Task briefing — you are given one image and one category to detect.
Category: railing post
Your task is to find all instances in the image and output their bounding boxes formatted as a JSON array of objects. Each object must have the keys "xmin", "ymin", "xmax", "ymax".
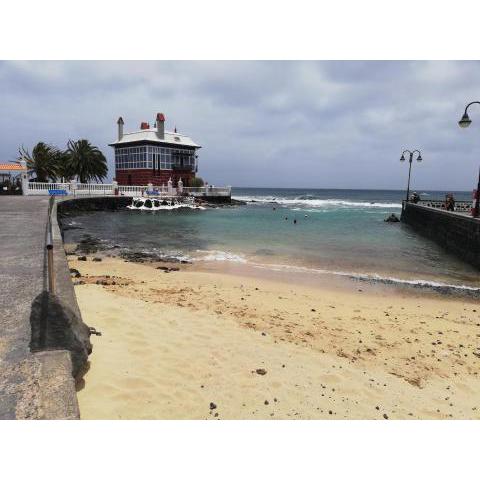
[
  {"xmin": 20, "ymin": 160, "xmax": 29, "ymax": 195},
  {"xmin": 47, "ymin": 244, "xmax": 55, "ymax": 293},
  {"xmin": 70, "ymin": 179, "xmax": 76, "ymax": 197}
]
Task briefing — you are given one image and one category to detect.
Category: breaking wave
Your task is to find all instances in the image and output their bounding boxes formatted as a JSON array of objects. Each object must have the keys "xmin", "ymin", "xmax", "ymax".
[
  {"xmin": 195, "ymin": 251, "xmax": 480, "ymax": 296},
  {"xmin": 233, "ymin": 195, "xmax": 402, "ymax": 209},
  {"xmin": 195, "ymin": 250, "xmax": 248, "ymax": 263},
  {"xmin": 251, "ymin": 262, "xmax": 480, "ymax": 296}
]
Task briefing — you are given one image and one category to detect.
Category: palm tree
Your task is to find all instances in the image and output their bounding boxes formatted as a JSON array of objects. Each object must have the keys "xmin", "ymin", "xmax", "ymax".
[
  {"xmin": 17, "ymin": 142, "xmax": 62, "ymax": 182},
  {"xmin": 65, "ymin": 139, "xmax": 108, "ymax": 183},
  {"xmin": 55, "ymin": 150, "xmax": 74, "ymax": 182}
]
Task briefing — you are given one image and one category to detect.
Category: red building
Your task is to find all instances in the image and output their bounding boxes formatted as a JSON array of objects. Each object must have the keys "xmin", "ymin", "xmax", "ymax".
[{"xmin": 109, "ymin": 112, "xmax": 201, "ymax": 187}]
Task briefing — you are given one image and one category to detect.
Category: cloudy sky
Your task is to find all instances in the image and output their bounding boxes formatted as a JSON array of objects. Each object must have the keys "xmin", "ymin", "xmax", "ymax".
[{"xmin": 0, "ymin": 61, "xmax": 479, "ymax": 190}]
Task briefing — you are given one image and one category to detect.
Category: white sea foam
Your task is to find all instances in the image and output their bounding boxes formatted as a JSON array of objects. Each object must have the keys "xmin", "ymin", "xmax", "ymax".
[
  {"xmin": 196, "ymin": 250, "xmax": 248, "ymax": 263},
  {"xmin": 193, "ymin": 249, "xmax": 479, "ymax": 292},
  {"xmin": 251, "ymin": 262, "xmax": 480, "ymax": 293},
  {"xmin": 161, "ymin": 253, "xmax": 194, "ymax": 263},
  {"xmin": 233, "ymin": 196, "xmax": 402, "ymax": 209},
  {"xmin": 131, "ymin": 248, "xmax": 194, "ymax": 263}
]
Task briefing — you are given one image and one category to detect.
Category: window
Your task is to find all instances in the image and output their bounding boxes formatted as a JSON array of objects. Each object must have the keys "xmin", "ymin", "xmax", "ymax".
[{"xmin": 115, "ymin": 144, "xmax": 197, "ymax": 171}]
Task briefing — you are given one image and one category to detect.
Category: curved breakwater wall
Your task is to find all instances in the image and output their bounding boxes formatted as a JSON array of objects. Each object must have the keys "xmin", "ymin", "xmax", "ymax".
[
  {"xmin": 57, "ymin": 195, "xmax": 132, "ymax": 214},
  {"xmin": 1, "ymin": 197, "xmax": 92, "ymax": 419},
  {"xmin": 56, "ymin": 194, "xmax": 232, "ymax": 215},
  {"xmin": 401, "ymin": 203, "xmax": 480, "ymax": 270}
]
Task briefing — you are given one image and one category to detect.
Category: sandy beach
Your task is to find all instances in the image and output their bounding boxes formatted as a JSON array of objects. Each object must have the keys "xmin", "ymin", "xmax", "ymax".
[{"xmin": 70, "ymin": 254, "xmax": 480, "ymax": 420}]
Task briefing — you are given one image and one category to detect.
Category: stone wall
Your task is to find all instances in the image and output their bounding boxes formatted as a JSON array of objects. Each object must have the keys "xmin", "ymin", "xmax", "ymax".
[
  {"xmin": 57, "ymin": 195, "xmax": 232, "ymax": 219},
  {"xmin": 115, "ymin": 168, "xmax": 195, "ymax": 187},
  {"xmin": 401, "ymin": 203, "xmax": 480, "ymax": 269},
  {"xmin": 57, "ymin": 196, "xmax": 132, "ymax": 215}
]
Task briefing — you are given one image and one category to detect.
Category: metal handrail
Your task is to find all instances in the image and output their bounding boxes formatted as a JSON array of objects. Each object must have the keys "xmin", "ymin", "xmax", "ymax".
[{"xmin": 46, "ymin": 196, "xmax": 55, "ymax": 294}]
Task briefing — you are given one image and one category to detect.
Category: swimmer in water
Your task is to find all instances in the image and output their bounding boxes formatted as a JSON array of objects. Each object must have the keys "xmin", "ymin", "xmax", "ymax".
[{"xmin": 293, "ymin": 219, "xmax": 297, "ymax": 224}]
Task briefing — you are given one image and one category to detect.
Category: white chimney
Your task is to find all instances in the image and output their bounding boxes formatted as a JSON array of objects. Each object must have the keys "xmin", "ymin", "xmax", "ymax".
[
  {"xmin": 156, "ymin": 112, "xmax": 165, "ymax": 139},
  {"xmin": 117, "ymin": 116, "xmax": 124, "ymax": 140}
]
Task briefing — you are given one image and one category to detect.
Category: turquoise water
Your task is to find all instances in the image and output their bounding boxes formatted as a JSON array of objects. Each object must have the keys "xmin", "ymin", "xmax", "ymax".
[{"xmin": 64, "ymin": 188, "xmax": 480, "ymax": 290}]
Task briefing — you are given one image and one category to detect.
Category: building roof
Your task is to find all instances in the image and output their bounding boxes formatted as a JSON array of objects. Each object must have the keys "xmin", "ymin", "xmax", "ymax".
[
  {"xmin": 0, "ymin": 163, "xmax": 27, "ymax": 171},
  {"xmin": 109, "ymin": 129, "xmax": 201, "ymax": 148}
]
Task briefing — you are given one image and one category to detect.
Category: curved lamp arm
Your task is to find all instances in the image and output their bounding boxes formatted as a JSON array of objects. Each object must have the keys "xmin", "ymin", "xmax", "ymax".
[
  {"xmin": 411, "ymin": 149, "xmax": 422, "ymax": 161},
  {"xmin": 400, "ymin": 149, "xmax": 422, "ymax": 162},
  {"xmin": 464, "ymin": 101, "xmax": 480, "ymax": 115},
  {"xmin": 459, "ymin": 101, "xmax": 480, "ymax": 127}
]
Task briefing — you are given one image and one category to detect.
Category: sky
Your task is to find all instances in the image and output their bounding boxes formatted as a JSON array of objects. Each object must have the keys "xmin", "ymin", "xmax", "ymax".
[{"xmin": 0, "ymin": 60, "xmax": 479, "ymax": 190}]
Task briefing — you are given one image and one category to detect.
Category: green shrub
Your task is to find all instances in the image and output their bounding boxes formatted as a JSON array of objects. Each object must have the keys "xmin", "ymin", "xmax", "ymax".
[{"xmin": 189, "ymin": 176, "xmax": 204, "ymax": 187}]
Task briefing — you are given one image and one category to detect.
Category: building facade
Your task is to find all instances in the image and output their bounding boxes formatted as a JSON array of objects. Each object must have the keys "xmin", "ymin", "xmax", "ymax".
[{"xmin": 109, "ymin": 113, "xmax": 201, "ymax": 186}]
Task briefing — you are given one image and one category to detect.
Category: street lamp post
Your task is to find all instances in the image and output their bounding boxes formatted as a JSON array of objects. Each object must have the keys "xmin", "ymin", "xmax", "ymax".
[
  {"xmin": 400, "ymin": 149, "xmax": 422, "ymax": 205},
  {"xmin": 458, "ymin": 101, "xmax": 480, "ymax": 218}
]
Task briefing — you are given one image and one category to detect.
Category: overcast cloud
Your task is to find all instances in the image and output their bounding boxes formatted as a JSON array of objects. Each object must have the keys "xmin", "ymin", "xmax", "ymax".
[{"xmin": 1, "ymin": 61, "xmax": 479, "ymax": 190}]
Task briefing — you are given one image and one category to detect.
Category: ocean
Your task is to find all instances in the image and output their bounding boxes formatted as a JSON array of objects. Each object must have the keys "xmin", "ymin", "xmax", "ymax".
[{"xmin": 62, "ymin": 188, "xmax": 480, "ymax": 293}]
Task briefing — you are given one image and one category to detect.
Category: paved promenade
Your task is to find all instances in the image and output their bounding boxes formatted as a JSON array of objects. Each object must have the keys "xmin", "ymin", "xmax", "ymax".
[{"xmin": 0, "ymin": 196, "xmax": 80, "ymax": 419}]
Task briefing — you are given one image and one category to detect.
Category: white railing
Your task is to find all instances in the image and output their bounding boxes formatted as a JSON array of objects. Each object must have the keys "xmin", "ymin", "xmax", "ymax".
[
  {"xmin": 27, "ymin": 182, "xmax": 71, "ymax": 194},
  {"xmin": 183, "ymin": 186, "xmax": 231, "ymax": 197},
  {"xmin": 24, "ymin": 182, "xmax": 231, "ymax": 198},
  {"xmin": 118, "ymin": 185, "xmax": 149, "ymax": 196},
  {"xmin": 75, "ymin": 183, "xmax": 115, "ymax": 195},
  {"xmin": 417, "ymin": 199, "xmax": 472, "ymax": 213}
]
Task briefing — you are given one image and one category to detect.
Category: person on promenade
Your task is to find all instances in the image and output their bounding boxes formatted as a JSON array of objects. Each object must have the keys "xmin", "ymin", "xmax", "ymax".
[{"xmin": 445, "ymin": 193, "xmax": 455, "ymax": 211}]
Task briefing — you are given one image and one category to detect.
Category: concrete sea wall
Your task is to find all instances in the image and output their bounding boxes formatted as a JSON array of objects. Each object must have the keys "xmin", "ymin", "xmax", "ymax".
[
  {"xmin": 401, "ymin": 203, "xmax": 480, "ymax": 270},
  {"xmin": 0, "ymin": 197, "xmax": 91, "ymax": 419},
  {"xmin": 56, "ymin": 194, "xmax": 233, "ymax": 217}
]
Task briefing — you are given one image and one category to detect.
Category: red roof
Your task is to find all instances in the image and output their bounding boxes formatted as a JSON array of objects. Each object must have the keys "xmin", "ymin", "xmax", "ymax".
[{"xmin": 0, "ymin": 164, "xmax": 26, "ymax": 171}]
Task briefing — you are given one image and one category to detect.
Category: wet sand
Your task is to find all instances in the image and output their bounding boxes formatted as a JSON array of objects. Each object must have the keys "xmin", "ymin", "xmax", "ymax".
[{"xmin": 70, "ymin": 255, "xmax": 480, "ymax": 419}]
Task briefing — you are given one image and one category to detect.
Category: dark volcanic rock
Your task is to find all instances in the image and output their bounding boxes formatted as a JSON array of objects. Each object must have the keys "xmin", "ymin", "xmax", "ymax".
[
  {"xmin": 92, "ymin": 257, "xmax": 102, "ymax": 262},
  {"xmin": 209, "ymin": 402, "xmax": 217, "ymax": 410},
  {"xmin": 69, "ymin": 268, "xmax": 81, "ymax": 278},
  {"xmin": 57, "ymin": 196, "xmax": 132, "ymax": 216},
  {"xmin": 77, "ymin": 256, "xmax": 87, "ymax": 261},
  {"xmin": 230, "ymin": 198, "xmax": 247, "ymax": 205},
  {"xmin": 120, "ymin": 251, "xmax": 160, "ymax": 263},
  {"xmin": 255, "ymin": 368, "xmax": 267, "ymax": 375},
  {"xmin": 384, "ymin": 213, "xmax": 400, "ymax": 223},
  {"xmin": 121, "ymin": 250, "xmax": 192, "ymax": 264},
  {"xmin": 76, "ymin": 234, "xmax": 102, "ymax": 254},
  {"xmin": 156, "ymin": 266, "xmax": 180, "ymax": 272}
]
